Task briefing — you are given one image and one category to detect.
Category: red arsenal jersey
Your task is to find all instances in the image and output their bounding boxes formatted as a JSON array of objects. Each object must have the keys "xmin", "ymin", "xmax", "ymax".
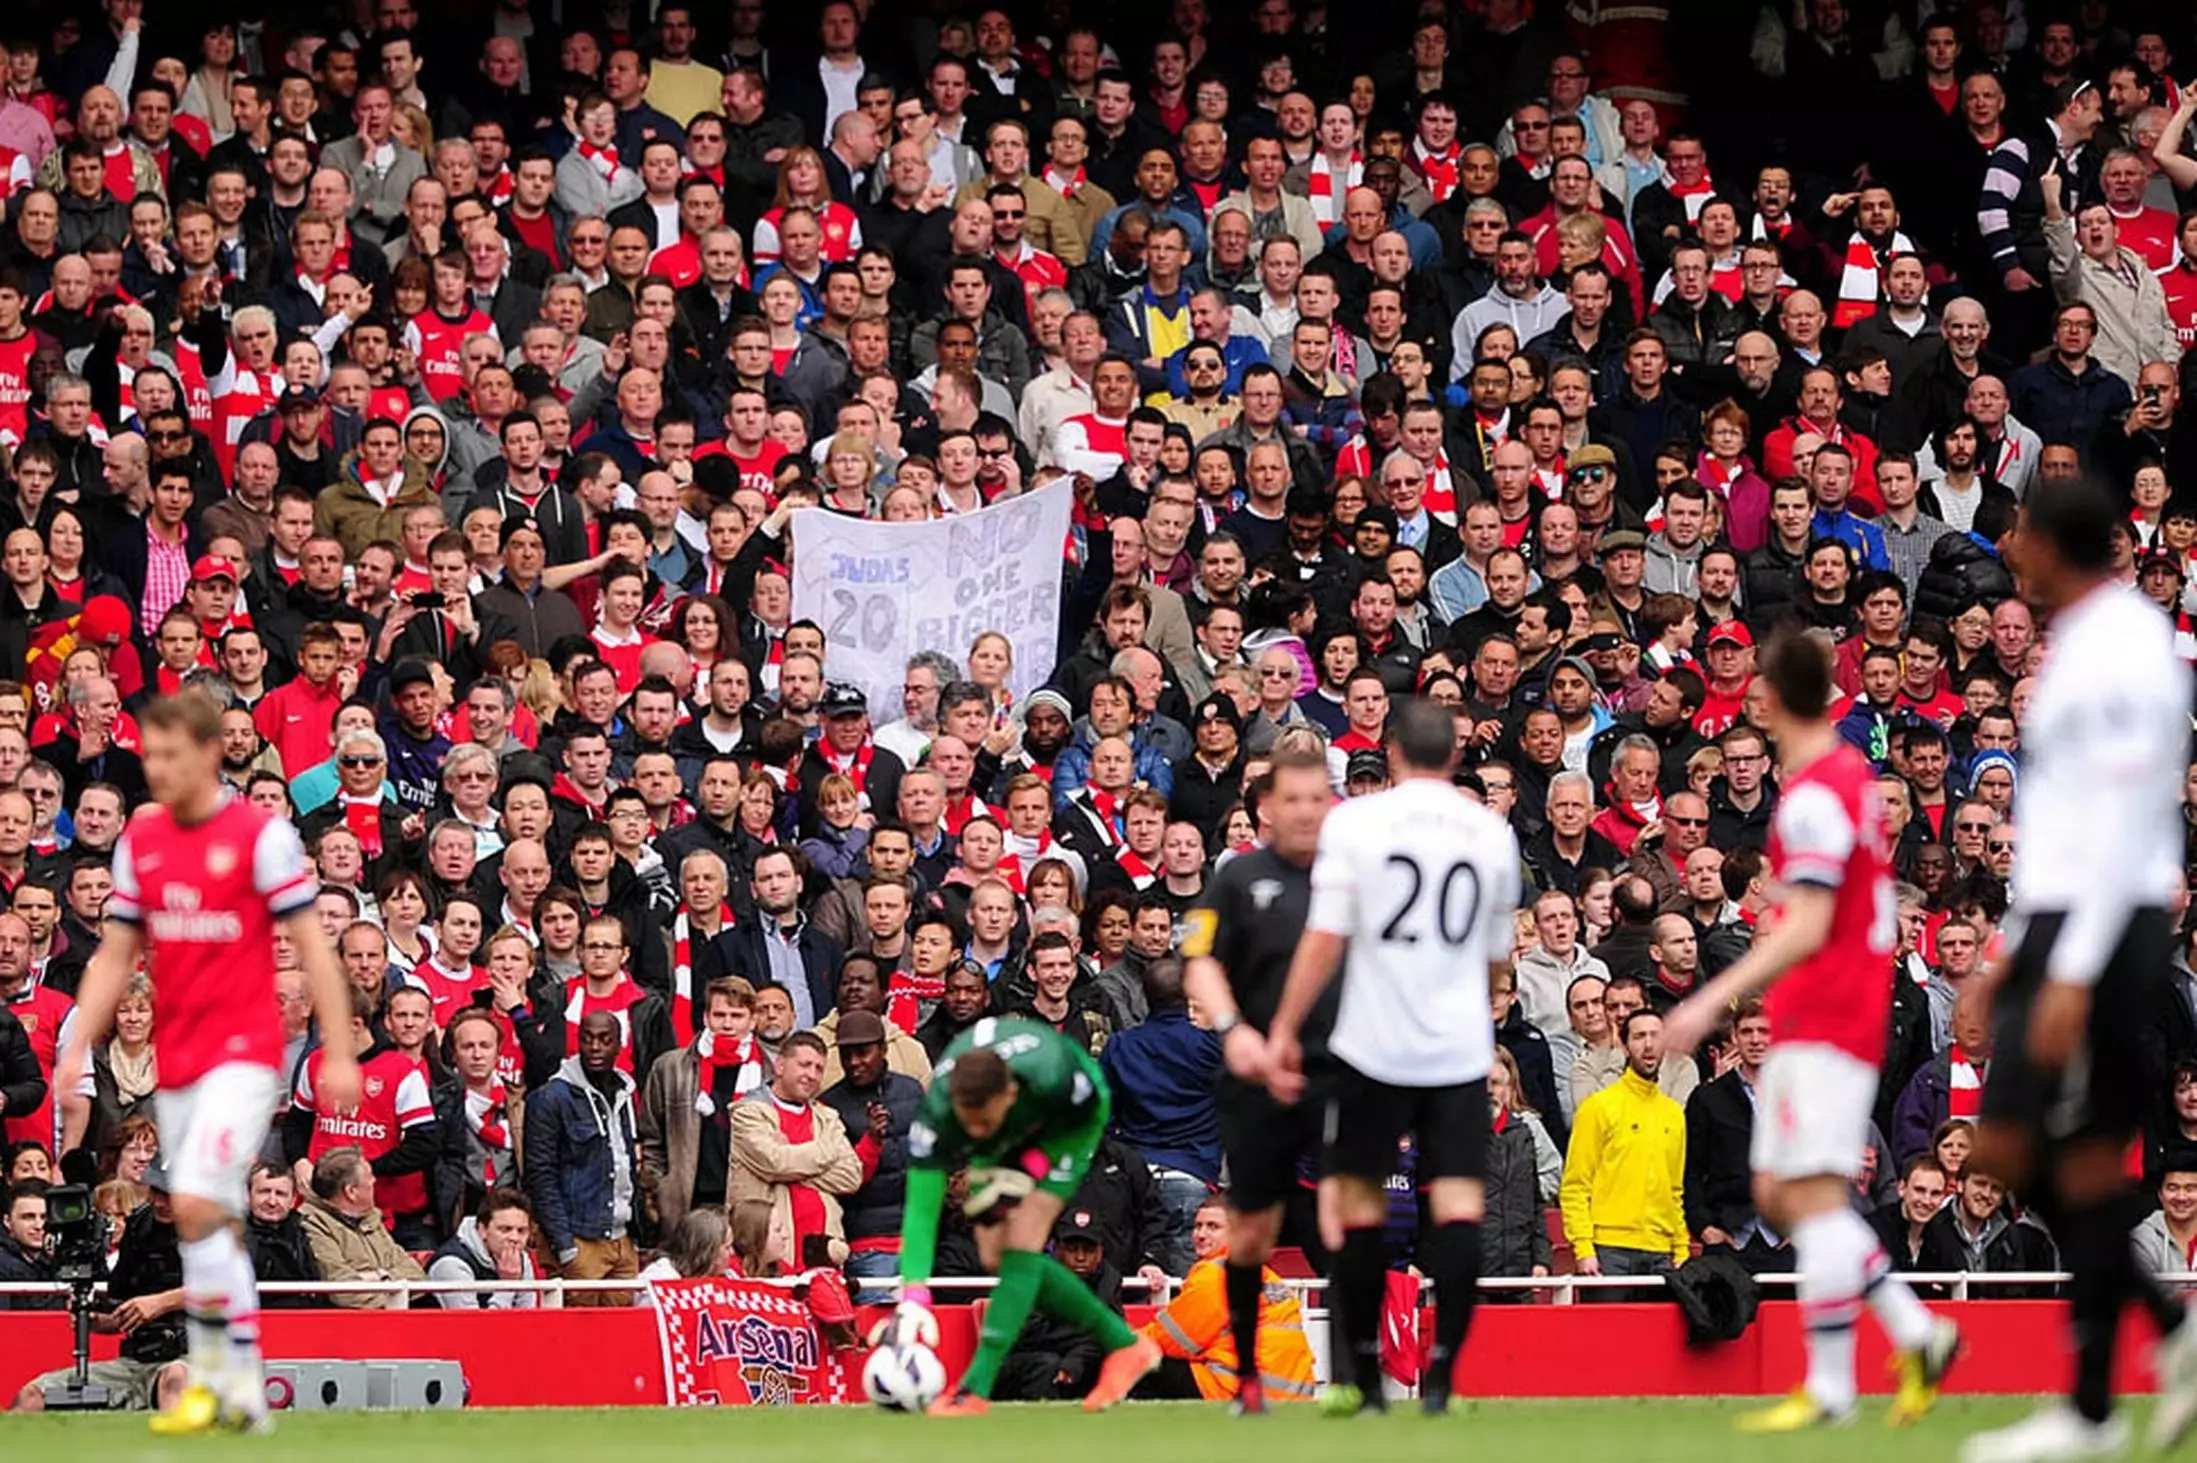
[
  {"xmin": 294, "ymin": 1045, "xmax": 435, "ymax": 1216},
  {"xmin": 1, "ymin": 984, "xmax": 72, "ymax": 1150},
  {"xmin": 109, "ymin": 797, "xmax": 317, "ymax": 1086},
  {"xmin": 0, "ymin": 329, "xmax": 38, "ymax": 443},
  {"xmin": 1762, "ymin": 743, "xmax": 1895, "ymax": 1065},
  {"xmin": 406, "ymin": 308, "xmax": 497, "ymax": 403}
]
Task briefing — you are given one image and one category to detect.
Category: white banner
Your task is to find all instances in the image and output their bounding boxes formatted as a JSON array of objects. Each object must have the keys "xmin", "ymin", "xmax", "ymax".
[{"xmin": 788, "ymin": 479, "xmax": 1075, "ymax": 720}]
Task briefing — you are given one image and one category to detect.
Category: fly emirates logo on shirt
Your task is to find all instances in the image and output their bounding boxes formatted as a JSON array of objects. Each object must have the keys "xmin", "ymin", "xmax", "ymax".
[{"xmin": 148, "ymin": 880, "xmax": 244, "ymax": 943}]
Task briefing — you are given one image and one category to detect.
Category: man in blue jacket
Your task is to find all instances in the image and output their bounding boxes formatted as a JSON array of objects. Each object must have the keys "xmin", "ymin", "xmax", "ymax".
[
  {"xmin": 1099, "ymin": 958, "xmax": 1219, "ymax": 1277},
  {"xmin": 523, "ymin": 1012, "xmax": 641, "ymax": 1306}
]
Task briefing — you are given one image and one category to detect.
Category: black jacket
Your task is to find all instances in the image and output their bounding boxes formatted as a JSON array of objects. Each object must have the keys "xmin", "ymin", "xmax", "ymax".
[
  {"xmin": 1064, "ymin": 1134, "xmax": 1169, "ymax": 1279},
  {"xmin": 1684, "ymin": 1068, "xmax": 1759, "ymax": 1240},
  {"xmin": 817, "ymin": 1068, "xmax": 925, "ymax": 1242},
  {"xmin": 509, "ymin": 978, "xmax": 676, "ymax": 1093},
  {"xmin": 1484, "ymin": 1114, "xmax": 1554, "ymax": 1278},
  {"xmin": 1495, "ymin": 1002, "xmax": 1566, "ymax": 1152},
  {"xmin": 0, "ymin": 1005, "xmax": 46, "ymax": 1119},
  {"xmin": 1741, "ymin": 540, "xmax": 1807, "ymax": 637},
  {"xmin": 245, "ymin": 1211, "xmax": 322, "ymax": 1307},
  {"xmin": 1917, "ymin": 1205, "xmax": 2059, "ymax": 1296},
  {"xmin": 105, "ymin": 1205, "xmax": 186, "ymax": 1362},
  {"xmin": 0, "ymin": 1235, "xmax": 56, "ymax": 1308},
  {"xmin": 710, "ymin": 918, "xmax": 843, "ymax": 1030}
]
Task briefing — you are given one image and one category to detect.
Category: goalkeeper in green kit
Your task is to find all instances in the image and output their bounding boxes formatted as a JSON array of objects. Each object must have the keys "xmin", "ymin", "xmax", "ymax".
[{"xmin": 877, "ymin": 1016, "xmax": 1162, "ymax": 1416}]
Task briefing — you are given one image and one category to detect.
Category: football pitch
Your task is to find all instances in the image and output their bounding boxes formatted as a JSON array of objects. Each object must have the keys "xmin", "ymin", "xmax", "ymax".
[{"xmin": 2, "ymin": 1397, "xmax": 2116, "ymax": 1463}]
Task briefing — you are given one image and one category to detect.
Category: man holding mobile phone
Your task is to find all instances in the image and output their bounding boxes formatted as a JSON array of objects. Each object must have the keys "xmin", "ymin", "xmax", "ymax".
[{"xmin": 817, "ymin": 1008, "xmax": 925, "ymax": 1297}]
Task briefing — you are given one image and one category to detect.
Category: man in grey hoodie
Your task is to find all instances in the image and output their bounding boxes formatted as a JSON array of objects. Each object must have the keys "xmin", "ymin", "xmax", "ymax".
[{"xmin": 1641, "ymin": 478, "xmax": 1709, "ymax": 597}]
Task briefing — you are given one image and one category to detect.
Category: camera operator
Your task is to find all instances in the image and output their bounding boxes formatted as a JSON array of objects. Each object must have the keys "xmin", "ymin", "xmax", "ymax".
[
  {"xmin": 0, "ymin": 1179, "xmax": 59, "ymax": 1308},
  {"xmin": 9, "ymin": 1163, "xmax": 187, "ymax": 1414}
]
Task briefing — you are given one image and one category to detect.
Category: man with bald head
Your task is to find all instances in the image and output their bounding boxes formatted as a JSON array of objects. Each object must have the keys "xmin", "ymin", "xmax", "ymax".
[
  {"xmin": 1890, "ymin": 294, "xmax": 2006, "ymax": 452},
  {"xmin": 496, "ymin": 836, "xmax": 553, "ymax": 933},
  {"xmin": 37, "ymin": 85, "xmax": 154, "ymax": 200}
]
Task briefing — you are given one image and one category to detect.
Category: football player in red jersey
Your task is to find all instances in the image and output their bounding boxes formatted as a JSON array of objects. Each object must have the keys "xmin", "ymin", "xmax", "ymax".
[
  {"xmin": 59, "ymin": 691, "xmax": 360, "ymax": 1435},
  {"xmin": 1664, "ymin": 631, "xmax": 1958, "ymax": 1432}
]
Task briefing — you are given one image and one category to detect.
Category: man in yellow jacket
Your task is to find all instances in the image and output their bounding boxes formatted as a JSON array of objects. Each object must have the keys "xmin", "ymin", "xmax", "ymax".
[
  {"xmin": 1141, "ymin": 1196, "xmax": 1317, "ymax": 1403},
  {"xmin": 1560, "ymin": 1009, "xmax": 1690, "ymax": 1301}
]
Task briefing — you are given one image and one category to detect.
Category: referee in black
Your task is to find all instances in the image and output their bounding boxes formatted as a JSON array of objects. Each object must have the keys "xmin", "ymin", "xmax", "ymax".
[
  {"xmin": 1180, "ymin": 735, "xmax": 1339, "ymax": 1416},
  {"xmin": 1963, "ymin": 475, "xmax": 2197, "ymax": 1463}
]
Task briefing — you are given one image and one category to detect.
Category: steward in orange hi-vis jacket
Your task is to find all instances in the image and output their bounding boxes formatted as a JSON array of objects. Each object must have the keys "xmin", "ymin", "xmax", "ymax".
[{"xmin": 1141, "ymin": 1248, "xmax": 1317, "ymax": 1402}]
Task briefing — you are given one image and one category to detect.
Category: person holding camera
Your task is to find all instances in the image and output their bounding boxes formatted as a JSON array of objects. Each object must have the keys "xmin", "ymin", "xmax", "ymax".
[{"xmin": 10, "ymin": 1163, "xmax": 187, "ymax": 1413}]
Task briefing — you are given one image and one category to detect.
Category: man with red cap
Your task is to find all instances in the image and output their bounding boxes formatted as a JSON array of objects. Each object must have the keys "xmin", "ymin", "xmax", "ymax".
[{"xmin": 1695, "ymin": 621, "xmax": 1754, "ymax": 738}]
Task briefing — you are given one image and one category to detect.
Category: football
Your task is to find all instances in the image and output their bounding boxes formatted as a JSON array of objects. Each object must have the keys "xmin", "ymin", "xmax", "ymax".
[{"xmin": 861, "ymin": 1340, "xmax": 946, "ymax": 1412}]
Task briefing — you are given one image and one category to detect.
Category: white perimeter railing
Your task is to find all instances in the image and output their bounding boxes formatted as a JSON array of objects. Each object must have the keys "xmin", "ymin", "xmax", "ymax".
[{"xmin": 0, "ymin": 1269, "xmax": 2129, "ymax": 1307}]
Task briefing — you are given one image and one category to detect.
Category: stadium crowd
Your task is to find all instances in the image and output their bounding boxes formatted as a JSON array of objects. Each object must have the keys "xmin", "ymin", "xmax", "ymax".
[{"xmin": 0, "ymin": 0, "xmax": 2193, "ymax": 1402}]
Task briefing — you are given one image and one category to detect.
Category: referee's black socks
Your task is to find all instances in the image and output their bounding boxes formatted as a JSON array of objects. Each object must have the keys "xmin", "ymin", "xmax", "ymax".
[
  {"xmin": 1332, "ymin": 1225, "xmax": 1389, "ymax": 1404},
  {"xmin": 1225, "ymin": 1259, "xmax": 1264, "ymax": 1388},
  {"xmin": 2057, "ymin": 1190, "xmax": 2188, "ymax": 1423},
  {"xmin": 1422, "ymin": 1220, "xmax": 1483, "ymax": 1400}
]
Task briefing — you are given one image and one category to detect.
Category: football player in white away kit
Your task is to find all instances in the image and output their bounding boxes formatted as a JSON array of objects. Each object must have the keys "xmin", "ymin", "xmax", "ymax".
[
  {"xmin": 1663, "ymin": 630, "xmax": 1959, "ymax": 1431},
  {"xmin": 1266, "ymin": 699, "xmax": 1519, "ymax": 1416},
  {"xmin": 1958, "ymin": 477, "xmax": 2197, "ymax": 1463},
  {"xmin": 59, "ymin": 692, "xmax": 361, "ymax": 1434}
]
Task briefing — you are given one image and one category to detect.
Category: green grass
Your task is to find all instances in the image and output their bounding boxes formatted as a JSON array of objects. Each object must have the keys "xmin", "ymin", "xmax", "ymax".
[{"xmin": 0, "ymin": 1397, "xmax": 2114, "ymax": 1463}]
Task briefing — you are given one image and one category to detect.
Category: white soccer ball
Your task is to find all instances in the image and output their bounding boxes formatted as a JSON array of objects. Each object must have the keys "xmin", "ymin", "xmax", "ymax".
[{"xmin": 862, "ymin": 1340, "xmax": 946, "ymax": 1412}]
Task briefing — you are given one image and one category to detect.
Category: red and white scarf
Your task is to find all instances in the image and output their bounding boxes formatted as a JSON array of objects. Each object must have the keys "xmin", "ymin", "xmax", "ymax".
[
  {"xmin": 669, "ymin": 903, "xmax": 734, "ymax": 1044},
  {"xmin": 1079, "ymin": 787, "xmax": 1126, "ymax": 849},
  {"xmin": 578, "ymin": 140, "xmax": 624, "ymax": 185},
  {"xmin": 1422, "ymin": 447, "xmax": 1457, "ymax": 524},
  {"xmin": 566, "ymin": 974, "xmax": 647, "ymax": 1071},
  {"xmin": 1307, "ymin": 151, "xmax": 1362, "ymax": 225},
  {"xmin": 464, "ymin": 1081, "xmax": 511, "ymax": 1180},
  {"xmin": 1410, "ymin": 139, "xmax": 1461, "ymax": 202},
  {"xmin": 1668, "ymin": 169, "xmax": 1716, "ymax": 222},
  {"xmin": 692, "ymin": 1027, "xmax": 765, "ymax": 1115},
  {"xmin": 884, "ymin": 972, "xmax": 943, "ymax": 1036},
  {"xmin": 1948, "ymin": 1044, "xmax": 1985, "ymax": 1121},
  {"xmin": 1833, "ymin": 228, "xmax": 1913, "ymax": 328},
  {"xmin": 1114, "ymin": 847, "xmax": 1159, "ymax": 889},
  {"xmin": 818, "ymin": 739, "xmax": 876, "ymax": 797},
  {"xmin": 1043, "ymin": 164, "xmax": 1088, "ymax": 198},
  {"xmin": 942, "ymin": 791, "xmax": 1000, "ymax": 836}
]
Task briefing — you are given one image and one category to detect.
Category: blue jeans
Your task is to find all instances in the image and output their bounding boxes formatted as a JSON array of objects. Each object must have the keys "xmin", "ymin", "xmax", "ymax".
[
  {"xmin": 1148, "ymin": 1168, "xmax": 1211, "ymax": 1280},
  {"xmin": 842, "ymin": 1246, "xmax": 902, "ymax": 1302}
]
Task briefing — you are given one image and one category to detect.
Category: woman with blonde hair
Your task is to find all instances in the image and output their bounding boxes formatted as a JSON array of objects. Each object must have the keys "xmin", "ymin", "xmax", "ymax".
[
  {"xmin": 1485, "ymin": 1045, "xmax": 1558, "ymax": 1288},
  {"xmin": 518, "ymin": 658, "xmax": 564, "ymax": 728},
  {"xmin": 392, "ymin": 103, "xmax": 435, "ymax": 156},
  {"xmin": 820, "ymin": 431, "xmax": 876, "ymax": 516},
  {"xmin": 966, "ymin": 631, "xmax": 1016, "ymax": 716},
  {"xmin": 64, "ymin": 972, "xmax": 158, "ymax": 1158},
  {"xmin": 751, "ymin": 147, "xmax": 863, "ymax": 265}
]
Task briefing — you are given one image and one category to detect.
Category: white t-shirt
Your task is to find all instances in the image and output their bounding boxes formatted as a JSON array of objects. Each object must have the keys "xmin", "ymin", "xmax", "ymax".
[
  {"xmin": 2010, "ymin": 582, "xmax": 2190, "ymax": 987},
  {"xmin": 1306, "ymin": 777, "xmax": 1520, "ymax": 1086}
]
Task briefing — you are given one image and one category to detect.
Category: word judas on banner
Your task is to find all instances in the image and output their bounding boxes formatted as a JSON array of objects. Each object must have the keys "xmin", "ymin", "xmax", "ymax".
[
  {"xmin": 649, "ymin": 1278, "xmax": 856, "ymax": 1406},
  {"xmin": 789, "ymin": 479, "xmax": 1076, "ymax": 718}
]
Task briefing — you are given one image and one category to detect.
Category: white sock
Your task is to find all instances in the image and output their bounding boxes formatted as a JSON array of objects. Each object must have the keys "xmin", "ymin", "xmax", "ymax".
[
  {"xmin": 179, "ymin": 1230, "xmax": 240, "ymax": 1387},
  {"xmin": 1850, "ymin": 1208, "xmax": 1937, "ymax": 1353},
  {"xmin": 1794, "ymin": 1211, "xmax": 1864, "ymax": 1413},
  {"xmin": 224, "ymin": 1239, "xmax": 265, "ymax": 1383}
]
